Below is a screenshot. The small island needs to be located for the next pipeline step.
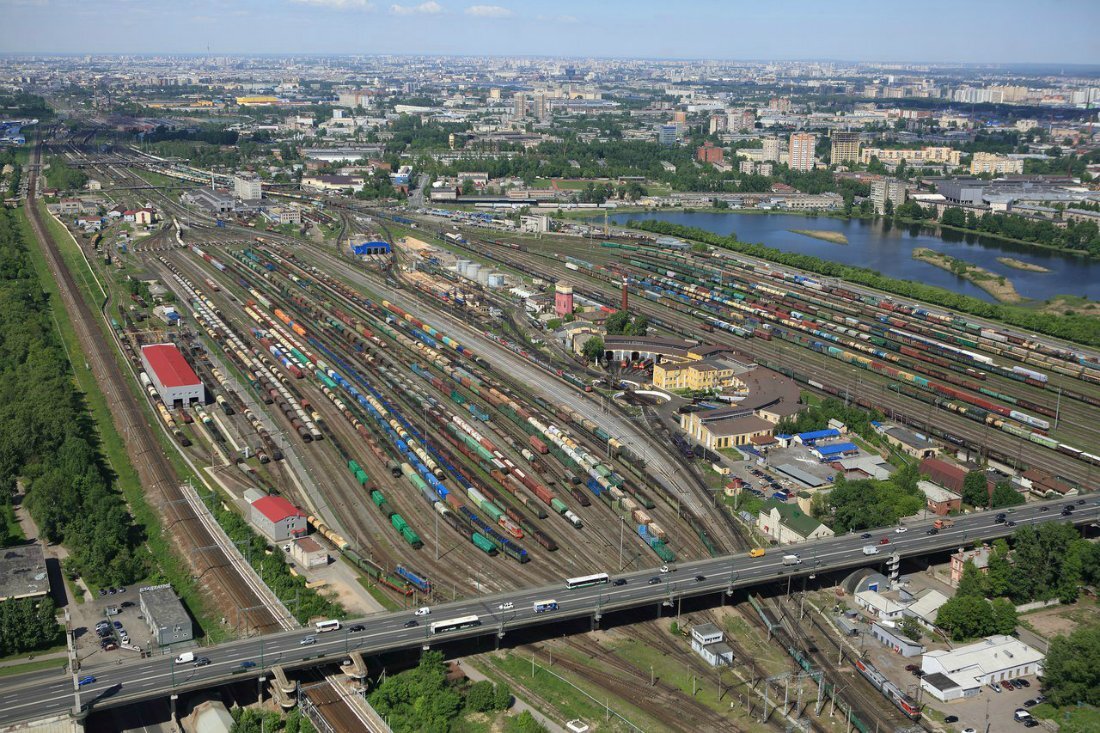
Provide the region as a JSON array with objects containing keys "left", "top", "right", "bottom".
[
  {"left": 789, "top": 229, "right": 848, "bottom": 244},
  {"left": 996, "top": 257, "right": 1051, "bottom": 273},
  {"left": 913, "top": 248, "right": 1023, "bottom": 303}
]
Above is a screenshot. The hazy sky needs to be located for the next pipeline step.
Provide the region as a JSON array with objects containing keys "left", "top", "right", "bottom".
[{"left": 2, "top": 0, "right": 1099, "bottom": 64}]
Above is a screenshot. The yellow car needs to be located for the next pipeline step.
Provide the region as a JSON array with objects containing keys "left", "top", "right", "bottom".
[{"left": 749, "top": 548, "right": 766, "bottom": 558}]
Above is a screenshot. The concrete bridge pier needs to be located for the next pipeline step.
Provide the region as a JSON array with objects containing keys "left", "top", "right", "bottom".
[{"left": 340, "top": 651, "right": 368, "bottom": 680}]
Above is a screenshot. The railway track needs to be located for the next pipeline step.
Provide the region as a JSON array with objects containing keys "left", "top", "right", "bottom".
[{"left": 26, "top": 140, "right": 283, "bottom": 635}]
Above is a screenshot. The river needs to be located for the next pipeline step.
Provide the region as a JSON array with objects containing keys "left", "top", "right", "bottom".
[{"left": 607, "top": 211, "right": 1100, "bottom": 304}]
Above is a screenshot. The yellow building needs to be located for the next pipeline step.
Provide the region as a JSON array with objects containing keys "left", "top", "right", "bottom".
[
  {"left": 680, "top": 409, "right": 775, "bottom": 449},
  {"left": 860, "top": 147, "right": 961, "bottom": 166},
  {"left": 970, "top": 152, "right": 1024, "bottom": 175},
  {"left": 653, "top": 357, "right": 737, "bottom": 391},
  {"left": 235, "top": 96, "right": 280, "bottom": 106}
]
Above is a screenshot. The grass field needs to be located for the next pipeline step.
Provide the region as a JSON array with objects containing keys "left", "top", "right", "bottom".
[{"left": 0, "top": 658, "right": 68, "bottom": 678}]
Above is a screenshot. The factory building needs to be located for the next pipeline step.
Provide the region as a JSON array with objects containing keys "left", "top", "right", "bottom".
[
  {"left": 140, "top": 344, "right": 204, "bottom": 406},
  {"left": 139, "top": 584, "right": 194, "bottom": 647}
]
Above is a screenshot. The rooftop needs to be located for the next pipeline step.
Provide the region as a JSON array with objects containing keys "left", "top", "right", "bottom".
[
  {"left": 763, "top": 499, "right": 825, "bottom": 536},
  {"left": 142, "top": 344, "right": 201, "bottom": 388},
  {"left": 924, "top": 635, "right": 1044, "bottom": 676},
  {"left": 252, "top": 495, "right": 305, "bottom": 523},
  {"left": 139, "top": 584, "right": 191, "bottom": 630},
  {"left": 0, "top": 543, "right": 49, "bottom": 601},
  {"left": 773, "top": 463, "right": 827, "bottom": 488}
]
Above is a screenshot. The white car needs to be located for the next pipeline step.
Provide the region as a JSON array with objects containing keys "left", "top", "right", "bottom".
[
  {"left": 659, "top": 565, "right": 670, "bottom": 574},
  {"left": 413, "top": 607, "right": 431, "bottom": 616},
  {"left": 497, "top": 602, "right": 514, "bottom": 611},
  {"left": 894, "top": 526, "right": 908, "bottom": 534}
]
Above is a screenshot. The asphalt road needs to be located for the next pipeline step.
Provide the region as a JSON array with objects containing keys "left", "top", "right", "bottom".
[{"left": 4, "top": 497, "right": 1096, "bottom": 726}]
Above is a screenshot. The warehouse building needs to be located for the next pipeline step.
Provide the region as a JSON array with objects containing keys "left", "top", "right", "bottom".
[
  {"left": 250, "top": 495, "right": 307, "bottom": 543},
  {"left": 920, "top": 635, "right": 1044, "bottom": 701},
  {"left": 812, "top": 442, "right": 859, "bottom": 461},
  {"left": 140, "top": 344, "right": 205, "bottom": 406},
  {"left": 139, "top": 584, "right": 194, "bottom": 647},
  {"left": 0, "top": 543, "right": 50, "bottom": 601}
]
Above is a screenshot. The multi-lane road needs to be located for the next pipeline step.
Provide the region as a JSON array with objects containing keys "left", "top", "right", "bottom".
[{"left": 4, "top": 497, "right": 1096, "bottom": 727}]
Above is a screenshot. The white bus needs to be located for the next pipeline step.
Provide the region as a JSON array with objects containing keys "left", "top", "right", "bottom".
[
  {"left": 565, "top": 572, "right": 609, "bottom": 589},
  {"left": 429, "top": 615, "right": 481, "bottom": 635},
  {"left": 314, "top": 619, "right": 342, "bottom": 633},
  {"left": 533, "top": 599, "right": 558, "bottom": 613}
]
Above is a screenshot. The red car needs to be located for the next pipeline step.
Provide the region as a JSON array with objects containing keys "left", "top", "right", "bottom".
[{"left": 879, "top": 537, "right": 890, "bottom": 545}]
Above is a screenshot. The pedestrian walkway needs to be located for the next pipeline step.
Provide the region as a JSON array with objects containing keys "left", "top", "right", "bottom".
[{"left": 458, "top": 660, "right": 568, "bottom": 733}]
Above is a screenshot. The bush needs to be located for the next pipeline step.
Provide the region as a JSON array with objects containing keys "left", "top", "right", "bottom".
[
  {"left": 464, "top": 680, "right": 496, "bottom": 712},
  {"left": 504, "top": 711, "right": 548, "bottom": 733}
]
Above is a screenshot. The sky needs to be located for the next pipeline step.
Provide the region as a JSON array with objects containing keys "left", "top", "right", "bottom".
[{"left": 2, "top": 0, "right": 1099, "bottom": 65}]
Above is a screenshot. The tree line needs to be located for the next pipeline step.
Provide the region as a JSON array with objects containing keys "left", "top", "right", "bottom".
[
  {"left": 630, "top": 220, "right": 1100, "bottom": 348},
  {"left": 0, "top": 597, "right": 64, "bottom": 657},
  {"left": 0, "top": 208, "right": 147, "bottom": 587}
]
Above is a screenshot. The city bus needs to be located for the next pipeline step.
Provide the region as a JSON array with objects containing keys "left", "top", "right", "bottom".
[
  {"left": 564, "top": 572, "right": 609, "bottom": 589},
  {"left": 533, "top": 599, "right": 559, "bottom": 613},
  {"left": 314, "top": 619, "right": 342, "bottom": 633},
  {"left": 429, "top": 615, "right": 482, "bottom": 635}
]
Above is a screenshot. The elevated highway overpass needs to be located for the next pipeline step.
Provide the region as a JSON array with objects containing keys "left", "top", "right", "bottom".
[{"left": 2, "top": 497, "right": 1096, "bottom": 727}]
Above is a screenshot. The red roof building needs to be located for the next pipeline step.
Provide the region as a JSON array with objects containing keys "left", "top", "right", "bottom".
[
  {"left": 250, "top": 495, "right": 307, "bottom": 542},
  {"left": 140, "top": 344, "right": 205, "bottom": 405}
]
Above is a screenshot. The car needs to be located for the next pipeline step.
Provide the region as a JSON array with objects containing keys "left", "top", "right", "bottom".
[
  {"left": 963, "top": 728, "right": 977, "bottom": 733},
  {"left": 101, "top": 641, "right": 118, "bottom": 651},
  {"left": 694, "top": 575, "right": 706, "bottom": 582},
  {"left": 1001, "top": 680, "right": 1015, "bottom": 692},
  {"left": 95, "top": 621, "right": 110, "bottom": 631},
  {"left": 895, "top": 526, "right": 908, "bottom": 534},
  {"left": 1040, "top": 506, "right": 1049, "bottom": 512},
  {"left": 349, "top": 624, "right": 365, "bottom": 633},
  {"left": 112, "top": 621, "right": 123, "bottom": 629},
  {"left": 403, "top": 619, "right": 418, "bottom": 628},
  {"left": 239, "top": 661, "right": 257, "bottom": 669},
  {"left": 647, "top": 577, "right": 661, "bottom": 585},
  {"left": 1006, "top": 520, "right": 1017, "bottom": 527},
  {"left": 498, "top": 602, "right": 514, "bottom": 611},
  {"left": 78, "top": 675, "right": 96, "bottom": 688},
  {"left": 299, "top": 636, "right": 316, "bottom": 646},
  {"left": 118, "top": 633, "right": 129, "bottom": 645},
  {"left": 193, "top": 657, "right": 210, "bottom": 667},
  {"left": 120, "top": 601, "right": 134, "bottom": 609},
  {"left": 98, "top": 588, "right": 107, "bottom": 597},
  {"left": 1023, "top": 699, "right": 1038, "bottom": 708},
  {"left": 879, "top": 537, "right": 890, "bottom": 545},
  {"left": 414, "top": 607, "right": 431, "bottom": 616},
  {"left": 944, "top": 715, "right": 958, "bottom": 723},
  {"left": 1023, "top": 720, "right": 1039, "bottom": 728},
  {"left": 904, "top": 664, "right": 919, "bottom": 672},
  {"left": 1077, "top": 499, "right": 1086, "bottom": 505},
  {"left": 659, "top": 565, "right": 670, "bottom": 573},
  {"left": 1018, "top": 679, "right": 1030, "bottom": 688},
  {"left": 107, "top": 588, "right": 116, "bottom": 595},
  {"left": 613, "top": 579, "right": 627, "bottom": 586},
  {"left": 989, "top": 683, "right": 1002, "bottom": 694},
  {"left": 860, "top": 533, "right": 872, "bottom": 540},
  {"left": 97, "top": 628, "right": 112, "bottom": 638},
  {"left": 1035, "top": 694, "right": 1047, "bottom": 703},
  {"left": 118, "top": 587, "right": 126, "bottom": 593},
  {"left": 927, "top": 528, "right": 939, "bottom": 535}
]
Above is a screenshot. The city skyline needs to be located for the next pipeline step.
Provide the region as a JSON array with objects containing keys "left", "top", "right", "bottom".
[{"left": 2, "top": 0, "right": 1099, "bottom": 65}]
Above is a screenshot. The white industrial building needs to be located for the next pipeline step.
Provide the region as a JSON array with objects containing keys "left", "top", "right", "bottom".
[
  {"left": 139, "top": 584, "right": 194, "bottom": 647},
  {"left": 140, "top": 344, "right": 204, "bottom": 406},
  {"left": 920, "top": 635, "right": 1044, "bottom": 702},
  {"left": 690, "top": 623, "right": 734, "bottom": 667}
]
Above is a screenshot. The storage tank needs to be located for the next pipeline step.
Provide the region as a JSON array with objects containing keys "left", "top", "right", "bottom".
[
  {"left": 465, "top": 263, "right": 482, "bottom": 281},
  {"left": 487, "top": 272, "right": 506, "bottom": 288}
]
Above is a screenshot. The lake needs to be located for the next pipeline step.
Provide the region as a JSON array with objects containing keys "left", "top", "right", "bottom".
[{"left": 607, "top": 211, "right": 1100, "bottom": 304}]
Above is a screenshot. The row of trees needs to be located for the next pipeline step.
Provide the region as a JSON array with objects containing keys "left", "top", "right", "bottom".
[
  {"left": 774, "top": 397, "right": 882, "bottom": 442},
  {"left": 934, "top": 206, "right": 1100, "bottom": 256},
  {"left": 0, "top": 208, "right": 147, "bottom": 587},
  {"left": 960, "top": 470, "right": 1025, "bottom": 509},
  {"left": 229, "top": 708, "right": 315, "bottom": 733},
  {"left": 368, "top": 651, "right": 516, "bottom": 733},
  {"left": 810, "top": 462, "right": 924, "bottom": 533},
  {"left": 630, "top": 220, "right": 1100, "bottom": 347},
  {"left": 0, "top": 597, "right": 64, "bottom": 656}
]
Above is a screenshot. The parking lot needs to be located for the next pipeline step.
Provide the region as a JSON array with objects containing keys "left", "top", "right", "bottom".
[{"left": 71, "top": 587, "right": 157, "bottom": 667}]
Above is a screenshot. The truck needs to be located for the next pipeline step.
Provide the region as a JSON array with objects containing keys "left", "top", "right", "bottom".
[
  {"left": 862, "top": 546, "right": 880, "bottom": 556},
  {"left": 782, "top": 554, "right": 802, "bottom": 566},
  {"left": 933, "top": 518, "right": 954, "bottom": 529}
]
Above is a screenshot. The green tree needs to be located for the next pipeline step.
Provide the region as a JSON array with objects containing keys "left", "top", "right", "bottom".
[
  {"left": 989, "top": 597, "right": 1018, "bottom": 635},
  {"left": 504, "top": 711, "right": 549, "bottom": 733},
  {"left": 955, "top": 560, "right": 988, "bottom": 598},
  {"left": 962, "top": 470, "right": 990, "bottom": 507},
  {"left": 899, "top": 615, "right": 923, "bottom": 642},
  {"left": 492, "top": 682, "right": 513, "bottom": 711},
  {"left": 581, "top": 336, "right": 604, "bottom": 363},
  {"left": 990, "top": 481, "right": 1025, "bottom": 508},
  {"left": 936, "top": 595, "right": 995, "bottom": 641},
  {"left": 1043, "top": 626, "right": 1100, "bottom": 707},
  {"left": 368, "top": 651, "right": 462, "bottom": 732},
  {"left": 465, "top": 680, "right": 496, "bottom": 712}
]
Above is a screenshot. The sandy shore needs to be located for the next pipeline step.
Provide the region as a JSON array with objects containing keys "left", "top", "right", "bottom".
[
  {"left": 789, "top": 228, "right": 848, "bottom": 244},
  {"left": 913, "top": 248, "right": 1022, "bottom": 303},
  {"left": 996, "top": 257, "right": 1051, "bottom": 273}
]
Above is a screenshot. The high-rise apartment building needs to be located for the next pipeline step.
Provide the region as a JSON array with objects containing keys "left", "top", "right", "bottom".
[
  {"left": 513, "top": 92, "right": 528, "bottom": 119},
  {"left": 708, "top": 114, "right": 727, "bottom": 134},
  {"left": 658, "top": 124, "right": 678, "bottom": 146},
  {"left": 871, "top": 178, "right": 906, "bottom": 214},
  {"left": 533, "top": 93, "right": 549, "bottom": 121},
  {"left": 788, "top": 133, "right": 816, "bottom": 172},
  {"left": 234, "top": 174, "right": 262, "bottom": 201},
  {"left": 830, "top": 131, "right": 861, "bottom": 165},
  {"left": 762, "top": 137, "right": 781, "bottom": 162}
]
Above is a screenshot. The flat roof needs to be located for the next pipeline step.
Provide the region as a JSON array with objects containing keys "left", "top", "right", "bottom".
[
  {"left": 816, "top": 442, "right": 859, "bottom": 456},
  {"left": 0, "top": 543, "right": 49, "bottom": 601},
  {"left": 924, "top": 635, "right": 1044, "bottom": 676},
  {"left": 774, "top": 463, "right": 826, "bottom": 487},
  {"left": 142, "top": 344, "right": 201, "bottom": 388},
  {"left": 139, "top": 584, "right": 191, "bottom": 630},
  {"left": 798, "top": 429, "right": 840, "bottom": 441}
]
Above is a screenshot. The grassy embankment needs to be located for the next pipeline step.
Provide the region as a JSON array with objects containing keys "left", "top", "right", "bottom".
[
  {"left": 996, "top": 256, "right": 1051, "bottom": 273},
  {"left": 912, "top": 248, "right": 1022, "bottom": 303},
  {"left": 789, "top": 228, "right": 848, "bottom": 244}
]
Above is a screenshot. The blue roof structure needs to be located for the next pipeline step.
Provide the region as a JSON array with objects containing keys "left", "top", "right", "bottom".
[
  {"left": 815, "top": 442, "right": 859, "bottom": 458},
  {"left": 352, "top": 241, "right": 391, "bottom": 255},
  {"left": 797, "top": 428, "right": 840, "bottom": 443}
]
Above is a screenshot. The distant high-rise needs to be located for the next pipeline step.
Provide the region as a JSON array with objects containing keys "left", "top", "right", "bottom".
[
  {"left": 871, "top": 178, "right": 906, "bottom": 214},
  {"left": 658, "top": 124, "right": 678, "bottom": 146},
  {"left": 513, "top": 92, "right": 528, "bottom": 119},
  {"left": 788, "top": 133, "right": 816, "bottom": 172},
  {"left": 762, "top": 137, "right": 781, "bottom": 163},
  {"left": 533, "top": 92, "right": 549, "bottom": 121},
  {"left": 708, "top": 114, "right": 727, "bottom": 134},
  {"left": 234, "top": 174, "right": 262, "bottom": 201},
  {"left": 830, "top": 131, "right": 860, "bottom": 165}
]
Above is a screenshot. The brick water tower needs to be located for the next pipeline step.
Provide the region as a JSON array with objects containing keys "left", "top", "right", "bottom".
[{"left": 555, "top": 281, "right": 574, "bottom": 318}]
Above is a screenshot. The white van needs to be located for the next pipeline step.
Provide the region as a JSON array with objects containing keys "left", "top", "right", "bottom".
[
  {"left": 862, "top": 546, "right": 879, "bottom": 555},
  {"left": 1014, "top": 710, "right": 1032, "bottom": 722},
  {"left": 174, "top": 651, "right": 195, "bottom": 664}
]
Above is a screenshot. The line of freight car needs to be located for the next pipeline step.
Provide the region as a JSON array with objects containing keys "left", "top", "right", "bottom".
[{"left": 368, "top": 488, "right": 424, "bottom": 549}]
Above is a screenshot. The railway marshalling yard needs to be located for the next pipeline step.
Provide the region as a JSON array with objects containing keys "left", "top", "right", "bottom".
[{"left": 40, "top": 137, "right": 1100, "bottom": 733}]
